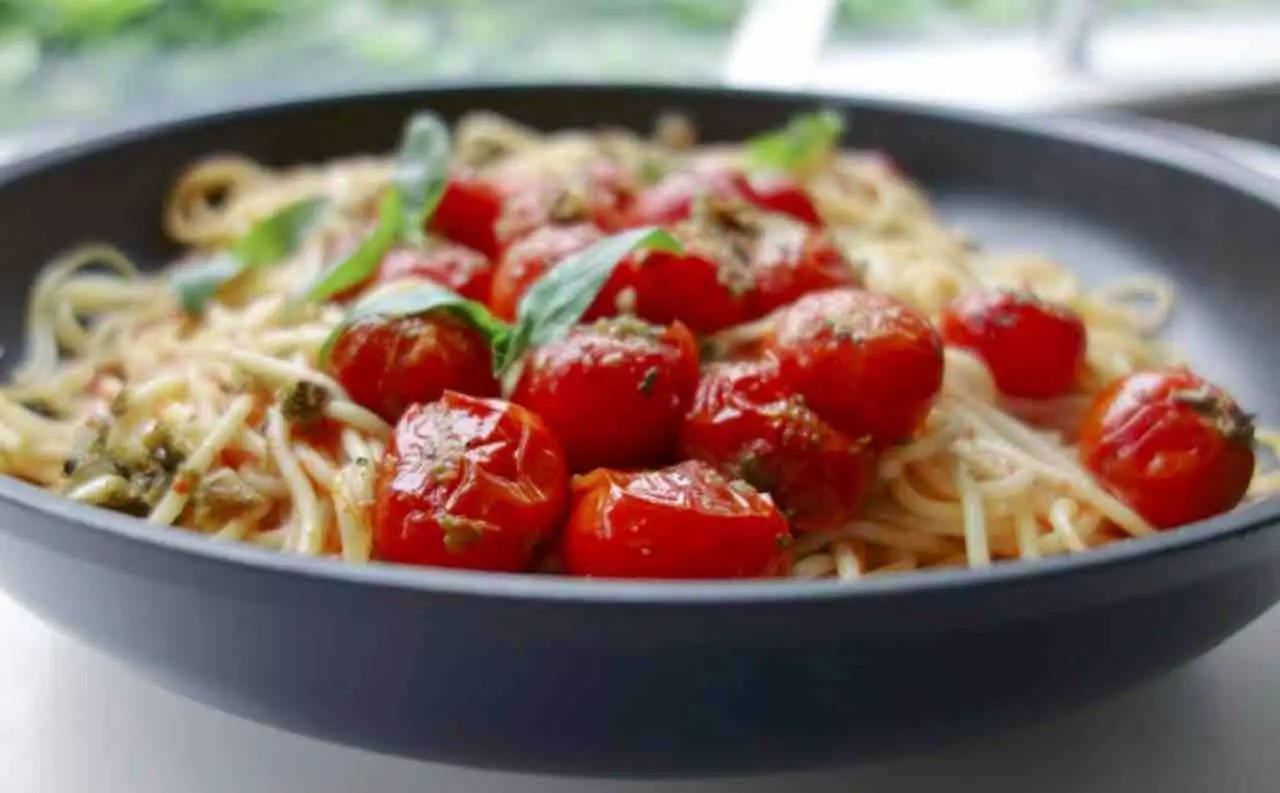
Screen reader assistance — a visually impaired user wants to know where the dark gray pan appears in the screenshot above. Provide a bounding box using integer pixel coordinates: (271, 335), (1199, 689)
(0, 85), (1276, 778)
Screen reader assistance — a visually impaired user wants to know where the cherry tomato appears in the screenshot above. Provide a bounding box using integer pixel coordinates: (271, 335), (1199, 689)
(496, 162), (635, 243)
(627, 169), (739, 227)
(768, 289), (944, 447)
(746, 226), (860, 317)
(429, 172), (505, 259)
(327, 313), (498, 423)
(374, 392), (568, 571)
(489, 223), (611, 322)
(1079, 369), (1255, 529)
(562, 459), (791, 579)
(629, 168), (821, 227)
(375, 242), (493, 302)
(941, 290), (1086, 399)
(513, 318), (700, 473)
(679, 358), (874, 531)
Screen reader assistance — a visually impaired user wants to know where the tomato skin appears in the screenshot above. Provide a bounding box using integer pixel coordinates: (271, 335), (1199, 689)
(327, 313), (498, 423)
(746, 229), (860, 317)
(429, 173), (505, 259)
(627, 170), (739, 227)
(768, 289), (944, 447)
(497, 163), (636, 242)
(729, 172), (822, 226)
(679, 358), (874, 531)
(1079, 369), (1255, 529)
(512, 319), (700, 473)
(619, 239), (750, 334)
(376, 242), (493, 302)
(940, 290), (1086, 399)
(629, 169), (820, 227)
(562, 460), (791, 579)
(374, 393), (568, 571)
(489, 223), (611, 322)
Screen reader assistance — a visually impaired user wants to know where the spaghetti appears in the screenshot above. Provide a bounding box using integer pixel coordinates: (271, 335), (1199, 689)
(0, 110), (1270, 580)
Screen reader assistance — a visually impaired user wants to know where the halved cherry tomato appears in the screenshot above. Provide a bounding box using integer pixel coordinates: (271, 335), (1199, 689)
(327, 313), (498, 423)
(1079, 369), (1255, 529)
(745, 225), (860, 317)
(374, 392), (568, 571)
(768, 288), (944, 447)
(429, 172), (505, 258)
(941, 290), (1086, 399)
(512, 318), (700, 473)
(679, 358), (874, 531)
(489, 223), (611, 321)
(562, 460), (791, 579)
(375, 242), (493, 303)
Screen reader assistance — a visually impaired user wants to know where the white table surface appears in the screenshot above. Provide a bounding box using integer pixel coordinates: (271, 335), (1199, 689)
(3, 119), (1280, 793)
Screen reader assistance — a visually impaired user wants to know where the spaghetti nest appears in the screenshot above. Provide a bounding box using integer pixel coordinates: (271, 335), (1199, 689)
(0, 111), (1266, 579)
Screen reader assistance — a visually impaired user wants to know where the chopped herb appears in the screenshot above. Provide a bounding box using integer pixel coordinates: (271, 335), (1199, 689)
(439, 515), (485, 552)
(20, 399), (59, 419)
(192, 469), (265, 525)
(638, 366), (660, 395)
(280, 380), (332, 427)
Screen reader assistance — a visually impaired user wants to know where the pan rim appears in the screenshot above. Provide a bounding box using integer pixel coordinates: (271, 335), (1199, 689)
(2, 80), (1277, 605)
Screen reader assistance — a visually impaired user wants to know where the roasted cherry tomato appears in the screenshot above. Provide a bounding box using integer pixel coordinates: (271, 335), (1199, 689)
(745, 226), (860, 317)
(327, 313), (498, 423)
(1079, 369), (1255, 529)
(375, 242), (493, 302)
(679, 358), (874, 531)
(629, 168), (820, 227)
(496, 162), (635, 243)
(513, 318), (700, 473)
(429, 172), (505, 259)
(941, 290), (1086, 399)
(374, 392), (568, 571)
(768, 288), (944, 447)
(489, 223), (612, 322)
(562, 460), (791, 579)
(627, 169), (739, 227)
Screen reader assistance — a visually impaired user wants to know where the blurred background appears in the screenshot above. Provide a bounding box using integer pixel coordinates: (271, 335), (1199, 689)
(3, 0), (1280, 151)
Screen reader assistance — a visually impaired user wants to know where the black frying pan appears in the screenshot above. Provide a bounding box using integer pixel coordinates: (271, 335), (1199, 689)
(0, 85), (1276, 777)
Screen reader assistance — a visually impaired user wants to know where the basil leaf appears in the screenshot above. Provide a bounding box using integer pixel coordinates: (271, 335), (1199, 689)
(302, 191), (402, 303)
(394, 111), (451, 243)
(173, 196), (329, 315)
(317, 281), (509, 367)
(300, 110), (451, 303)
(746, 109), (845, 173)
(493, 227), (683, 374)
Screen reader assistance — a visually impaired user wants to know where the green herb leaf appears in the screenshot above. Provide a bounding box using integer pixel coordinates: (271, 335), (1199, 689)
(317, 281), (509, 367)
(173, 196), (329, 315)
(493, 226), (683, 374)
(299, 110), (452, 303)
(394, 111), (451, 243)
(746, 109), (846, 173)
(301, 191), (402, 303)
